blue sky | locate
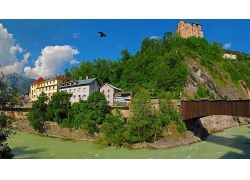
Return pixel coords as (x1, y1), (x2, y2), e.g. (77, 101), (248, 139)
(1, 1), (250, 80)
(0, 19), (250, 79)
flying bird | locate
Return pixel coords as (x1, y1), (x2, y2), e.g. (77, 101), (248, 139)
(98, 32), (106, 37)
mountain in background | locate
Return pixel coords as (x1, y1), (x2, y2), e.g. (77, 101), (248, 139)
(4, 72), (35, 95)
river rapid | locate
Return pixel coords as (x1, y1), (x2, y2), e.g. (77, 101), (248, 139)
(7, 124), (250, 159)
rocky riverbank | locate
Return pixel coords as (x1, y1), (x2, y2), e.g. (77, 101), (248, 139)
(11, 115), (250, 150)
(132, 115), (250, 149)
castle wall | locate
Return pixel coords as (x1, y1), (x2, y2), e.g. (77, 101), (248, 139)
(175, 20), (203, 38)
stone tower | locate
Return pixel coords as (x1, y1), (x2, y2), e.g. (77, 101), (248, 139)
(175, 20), (203, 38)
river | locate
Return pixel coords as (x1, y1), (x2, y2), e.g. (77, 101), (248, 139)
(6, 124), (250, 159)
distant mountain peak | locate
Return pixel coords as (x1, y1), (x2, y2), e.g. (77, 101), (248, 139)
(5, 73), (35, 95)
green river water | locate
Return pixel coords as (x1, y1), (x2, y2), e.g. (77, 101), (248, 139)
(7, 124), (250, 159)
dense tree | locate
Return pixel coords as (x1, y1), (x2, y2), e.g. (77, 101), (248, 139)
(27, 91), (48, 130)
(85, 91), (110, 125)
(124, 88), (162, 143)
(63, 91), (110, 135)
(46, 91), (71, 124)
(0, 70), (19, 159)
(98, 109), (126, 147)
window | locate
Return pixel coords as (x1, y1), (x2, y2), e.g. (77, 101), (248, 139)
(78, 88), (81, 92)
(74, 89), (76, 93)
(102, 90), (104, 93)
(69, 89), (71, 92)
(73, 95), (76, 99)
(108, 89), (110, 93)
(107, 95), (110, 98)
(83, 88), (86, 92)
(78, 95), (81, 98)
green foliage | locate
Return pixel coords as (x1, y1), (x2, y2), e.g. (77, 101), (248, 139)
(0, 70), (19, 159)
(125, 88), (163, 143)
(61, 91), (110, 135)
(0, 127), (15, 159)
(46, 91), (71, 124)
(98, 111), (126, 147)
(194, 83), (217, 100)
(222, 59), (250, 87)
(79, 91), (110, 134)
(28, 91), (48, 130)
(158, 95), (186, 133)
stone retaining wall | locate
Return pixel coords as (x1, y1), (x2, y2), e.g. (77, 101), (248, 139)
(11, 120), (95, 141)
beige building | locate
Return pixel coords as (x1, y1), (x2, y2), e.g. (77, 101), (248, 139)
(175, 20), (203, 38)
(30, 75), (70, 102)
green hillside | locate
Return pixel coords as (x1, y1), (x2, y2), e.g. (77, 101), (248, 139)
(64, 31), (250, 100)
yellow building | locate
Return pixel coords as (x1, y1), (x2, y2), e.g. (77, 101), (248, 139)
(30, 75), (70, 102)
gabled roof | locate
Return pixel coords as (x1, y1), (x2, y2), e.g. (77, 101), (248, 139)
(59, 78), (101, 89)
(100, 83), (122, 91)
(31, 77), (45, 85)
(77, 78), (100, 85)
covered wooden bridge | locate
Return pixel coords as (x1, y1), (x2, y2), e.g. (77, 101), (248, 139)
(180, 99), (250, 121)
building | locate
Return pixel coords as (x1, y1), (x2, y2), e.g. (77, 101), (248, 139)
(114, 91), (132, 106)
(100, 83), (122, 106)
(223, 53), (237, 59)
(30, 75), (70, 102)
(175, 20), (203, 38)
(59, 78), (101, 104)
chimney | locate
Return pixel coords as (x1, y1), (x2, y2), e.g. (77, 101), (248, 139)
(86, 75), (88, 79)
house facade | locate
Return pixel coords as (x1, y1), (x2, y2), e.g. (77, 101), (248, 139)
(30, 75), (70, 102)
(100, 83), (122, 106)
(114, 91), (132, 106)
(59, 78), (101, 104)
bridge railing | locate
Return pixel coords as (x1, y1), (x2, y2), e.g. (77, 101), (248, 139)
(180, 99), (250, 121)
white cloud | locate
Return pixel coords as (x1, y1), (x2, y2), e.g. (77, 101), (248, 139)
(224, 42), (231, 49)
(0, 23), (28, 74)
(149, 36), (161, 39)
(72, 33), (80, 39)
(70, 59), (80, 64)
(24, 45), (79, 79)
(9, 44), (23, 55)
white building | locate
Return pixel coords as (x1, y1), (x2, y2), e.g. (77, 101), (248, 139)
(223, 53), (237, 59)
(100, 83), (122, 106)
(59, 78), (101, 104)
(114, 91), (132, 106)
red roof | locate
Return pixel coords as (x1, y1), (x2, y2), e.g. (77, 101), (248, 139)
(31, 77), (45, 84)
(57, 75), (70, 81)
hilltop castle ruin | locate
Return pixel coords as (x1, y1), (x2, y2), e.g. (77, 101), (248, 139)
(175, 20), (203, 38)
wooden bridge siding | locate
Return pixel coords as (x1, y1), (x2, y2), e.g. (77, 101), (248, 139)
(181, 100), (250, 121)
(228, 100), (250, 117)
